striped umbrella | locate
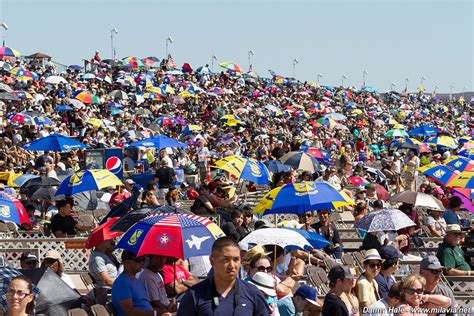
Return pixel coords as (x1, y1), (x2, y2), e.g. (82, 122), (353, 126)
(123, 56), (145, 68)
(219, 62), (243, 73)
(385, 129), (409, 137)
(0, 46), (21, 60)
(280, 151), (321, 173)
(74, 90), (99, 104)
(418, 164), (458, 186)
(447, 172), (474, 189)
(425, 136), (458, 149)
(445, 156), (474, 172)
(301, 147), (332, 163)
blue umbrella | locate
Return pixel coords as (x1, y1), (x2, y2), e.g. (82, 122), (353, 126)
(421, 164), (457, 186)
(282, 227), (330, 249)
(361, 86), (378, 93)
(22, 134), (91, 152)
(107, 102), (123, 109)
(13, 174), (40, 187)
(128, 135), (188, 149)
(54, 105), (73, 111)
(408, 125), (438, 137)
(264, 160), (292, 173)
(33, 116), (53, 126)
(68, 65), (83, 71)
(0, 193), (29, 225)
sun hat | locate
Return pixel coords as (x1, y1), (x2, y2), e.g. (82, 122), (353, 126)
(445, 224), (463, 234)
(363, 249), (383, 263)
(249, 272), (276, 297)
(294, 285), (320, 306)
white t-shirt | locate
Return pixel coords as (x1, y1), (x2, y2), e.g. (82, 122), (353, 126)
(137, 268), (168, 306)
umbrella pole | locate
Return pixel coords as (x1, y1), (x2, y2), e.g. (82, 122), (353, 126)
(173, 261), (176, 297)
(273, 214), (277, 271)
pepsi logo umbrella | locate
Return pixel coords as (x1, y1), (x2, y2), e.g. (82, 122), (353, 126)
(22, 134), (90, 152)
(354, 208), (416, 232)
(0, 192), (30, 225)
(115, 213), (225, 259)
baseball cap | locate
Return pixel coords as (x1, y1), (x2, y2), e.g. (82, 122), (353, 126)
(124, 179), (135, 185)
(254, 219), (275, 229)
(379, 246), (403, 260)
(365, 183), (376, 190)
(20, 252), (38, 263)
(448, 196), (462, 207)
(121, 250), (139, 261)
(44, 250), (61, 260)
(420, 256), (444, 270)
(295, 285), (320, 306)
(249, 272), (276, 297)
(328, 265), (358, 283)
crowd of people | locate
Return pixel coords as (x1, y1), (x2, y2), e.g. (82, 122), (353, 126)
(0, 51), (473, 316)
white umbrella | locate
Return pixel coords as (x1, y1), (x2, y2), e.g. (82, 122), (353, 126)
(390, 191), (445, 211)
(67, 98), (86, 110)
(354, 208), (416, 232)
(238, 228), (312, 251)
(45, 76), (67, 84)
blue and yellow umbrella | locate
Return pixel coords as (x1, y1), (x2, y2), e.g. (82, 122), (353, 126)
(55, 169), (123, 196)
(254, 181), (354, 215)
(418, 164), (458, 186)
(220, 114), (242, 127)
(444, 156), (474, 172)
(213, 155), (271, 185)
(425, 136), (458, 149)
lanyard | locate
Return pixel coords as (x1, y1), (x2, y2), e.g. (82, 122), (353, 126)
(212, 278), (240, 316)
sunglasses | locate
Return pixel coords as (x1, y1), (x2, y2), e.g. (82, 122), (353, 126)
(427, 269), (443, 275)
(254, 265), (273, 273)
(368, 263), (381, 268)
(300, 213), (313, 218)
(404, 288), (424, 295)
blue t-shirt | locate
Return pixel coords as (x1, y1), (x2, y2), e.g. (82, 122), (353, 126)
(277, 296), (296, 316)
(111, 273), (153, 316)
(177, 278), (269, 316)
(375, 273), (395, 299)
(443, 209), (460, 225)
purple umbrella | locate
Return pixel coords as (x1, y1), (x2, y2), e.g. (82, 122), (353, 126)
(174, 116), (187, 125)
(169, 96), (185, 104)
(453, 191), (474, 214)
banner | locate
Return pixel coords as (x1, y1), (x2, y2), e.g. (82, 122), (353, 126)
(105, 148), (123, 179)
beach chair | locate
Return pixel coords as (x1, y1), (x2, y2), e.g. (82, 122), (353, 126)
(91, 304), (111, 316)
(68, 308), (88, 316)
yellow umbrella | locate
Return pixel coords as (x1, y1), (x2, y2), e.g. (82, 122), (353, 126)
(85, 118), (104, 128)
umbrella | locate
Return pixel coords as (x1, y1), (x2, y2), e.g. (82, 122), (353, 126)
(45, 76), (67, 85)
(0, 83), (12, 92)
(452, 190), (474, 214)
(108, 90), (129, 100)
(30, 187), (57, 200)
(110, 205), (185, 232)
(7, 113), (33, 124)
(264, 160), (292, 173)
(219, 62), (243, 73)
(142, 92), (160, 100)
(154, 116), (175, 126)
(445, 156), (474, 172)
(213, 155), (271, 185)
(115, 213), (225, 259)
(389, 191), (445, 211)
(13, 174), (40, 187)
(0, 46), (21, 59)
(22, 134), (90, 152)
(281, 227), (331, 249)
(73, 90), (98, 104)
(348, 176), (369, 188)
(0, 192), (30, 225)
(385, 129), (409, 137)
(399, 137), (431, 153)
(425, 136), (458, 149)
(418, 164), (458, 186)
(21, 268), (81, 315)
(408, 125), (438, 137)
(85, 217), (122, 248)
(459, 149), (474, 160)
(68, 65), (83, 71)
(316, 117), (338, 128)
(238, 228), (313, 251)
(100, 191), (140, 224)
(54, 105), (73, 111)
(123, 56), (145, 68)
(301, 148), (331, 163)
(55, 169), (123, 196)
(85, 118), (105, 128)
(81, 73), (96, 80)
(447, 172), (474, 189)
(67, 98), (86, 110)
(375, 183), (390, 201)
(324, 113), (347, 121)
(280, 151), (321, 173)
(254, 181), (354, 215)
(128, 135), (188, 149)
(0, 92), (20, 101)
(180, 125), (202, 135)
(354, 208), (416, 232)
(32, 116), (53, 126)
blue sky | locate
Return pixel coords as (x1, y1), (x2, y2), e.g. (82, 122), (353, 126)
(1, 0), (472, 93)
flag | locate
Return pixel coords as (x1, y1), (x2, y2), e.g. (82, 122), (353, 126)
(168, 54), (176, 69)
(417, 85), (424, 92)
(431, 90), (437, 99)
(402, 86), (408, 97)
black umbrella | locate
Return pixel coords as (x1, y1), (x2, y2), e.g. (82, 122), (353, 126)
(21, 176), (60, 188)
(30, 187), (57, 200)
(110, 205), (183, 232)
(0, 92), (20, 101)
(55, 191), (98, 211)
(20, 268), (81, 316)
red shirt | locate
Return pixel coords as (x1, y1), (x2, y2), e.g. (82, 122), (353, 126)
(187, 189), (199, 200)
(162, 263), (191, 285)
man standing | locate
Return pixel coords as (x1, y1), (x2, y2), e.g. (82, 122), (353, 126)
(197, 139), (211, 182)
(154, 160), (177, 200)
(419, 256), (458, 315)
(177, 236), (269, 315)
(322, 265), (357, 316)
(111, 250), (154, 316)
(436, 225), (472, 276)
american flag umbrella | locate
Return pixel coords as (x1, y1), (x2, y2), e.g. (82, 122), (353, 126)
(115, 213), (225, 259)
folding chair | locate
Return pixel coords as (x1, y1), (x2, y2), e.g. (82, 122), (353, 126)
(91, 304), (111, 316)
(68, 308), (88, 316)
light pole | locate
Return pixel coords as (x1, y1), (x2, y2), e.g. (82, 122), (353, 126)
(165, 36), (173, 59)
(450, 84), (455, 95)
(292, 58), (299, 78)
(434, 85), (440, 93)
(420, 75), (426, 87)
(362, 70), (368, 87)
(390, 83), (396, 91)
(1, 22), (8, 46)
(341, 75), (348, 87)
(317, 74), (323, 84)
(405, 78), (409, 91)
(211, 54), (218, 72)
(248, 50), (254, 70)
(463, 86), (468, 99)
(110, 28), (118, 59)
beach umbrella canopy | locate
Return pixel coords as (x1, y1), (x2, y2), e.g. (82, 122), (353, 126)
(418, 164), (458, 186)
(0, 192), (29, 225)
(22, 134), (90, 152)
(316, 117), (338, 128)
(128, 135), (188, 149)
(348, 176), (369, 188)
(264, 160), (292, 173)
(115, 213), (225, 259)
(85, 217), (122, 249)
(459, 149), (474, 160)
(55, 170), (123, 196)
(385, 129), (409, 137)
(390, 191), (444, 211)
(123, 56), (145, 68)
(324, 113), (347, 121)
(213, 155), (271, 185)
(45, 75), (67, 84)
(180, 124), (202, 135)
(54, 105), (73, 111)
(238, 228), (313, 251)
(108, 90), (129, 100)
(280, 151), (321, 173)
(354, 209), (416, 232)
(254, 181), (354, 215)
(399, 137), (431, 153)
(7, 112), (33, 124)
(447, 172), (474, 189)
(67, 98), (86, 110)
(408, 125), (438, 137)
(425, 136), (458, 149)
(154, 116), (175, 126)
(73, 90), (99, 104)
(300, 148), (332, 163)
(219, 62), (243, 73)
(13, 174), (40, 187)
(445, 156), (474, 172)
(0, 46), (21, 59)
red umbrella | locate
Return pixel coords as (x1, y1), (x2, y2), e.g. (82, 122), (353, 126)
(325, 137), (342, 148)
(85, 217), (122, 249)
(375, 184), (390, 201)
(348, 176), (368, 187)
